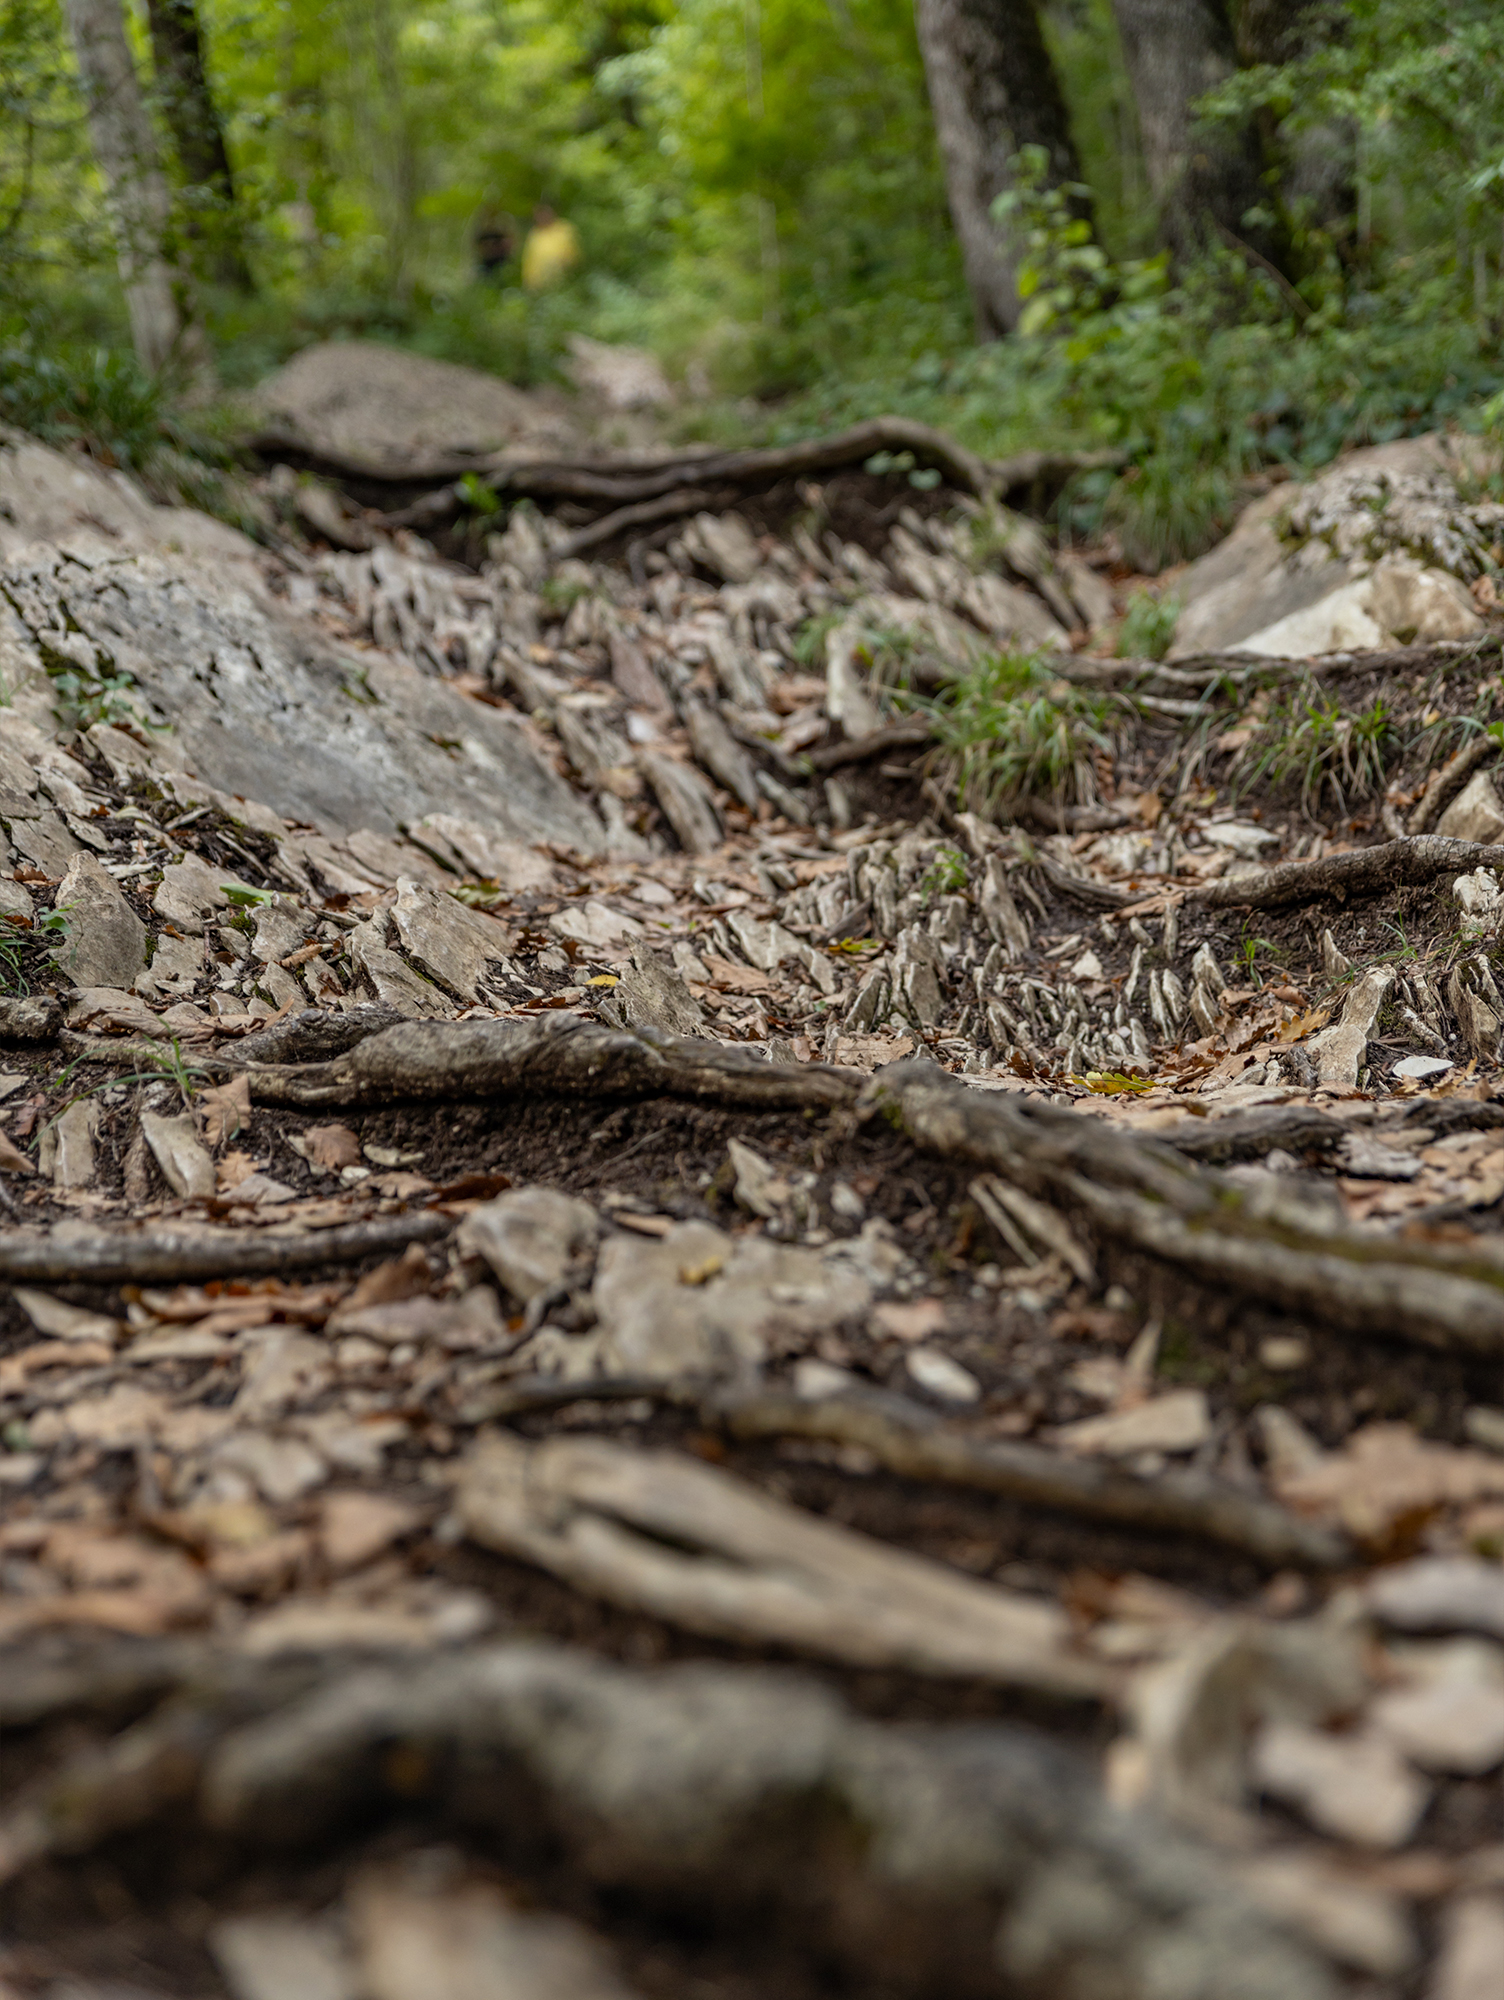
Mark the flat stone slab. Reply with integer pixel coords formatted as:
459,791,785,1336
0,548,604,856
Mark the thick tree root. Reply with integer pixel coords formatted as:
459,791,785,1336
0,1211,452,1283
707,1384,1351,1571
872,1064,1504,1356
0,1636,1335,2000
251,415,1122,510
457,1432,1114,1699
1195,835,1504,911
462,1376,1348,1571
240,1015,861,1112
195,1017,1504,1352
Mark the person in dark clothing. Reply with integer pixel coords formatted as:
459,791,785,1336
473,207,518,281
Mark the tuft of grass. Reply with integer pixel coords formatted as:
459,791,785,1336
920,845,968,902
920,650,1114,818
1116,587,1183,661
1241,688,1396,814
1099,456,1239,575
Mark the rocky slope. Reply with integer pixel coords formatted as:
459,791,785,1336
1,411,1504,2000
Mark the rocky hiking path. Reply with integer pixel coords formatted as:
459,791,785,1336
1,366,1504,1999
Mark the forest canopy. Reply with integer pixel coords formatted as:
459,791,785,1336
3,0,1504,566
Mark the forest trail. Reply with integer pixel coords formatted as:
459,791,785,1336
1,392,1503,2000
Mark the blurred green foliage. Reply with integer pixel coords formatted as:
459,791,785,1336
0,0,1502,565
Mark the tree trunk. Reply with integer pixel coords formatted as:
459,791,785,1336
913,0,1086,341
1110,0,1283,267
145,0,253,291
1234,0,1356,260
62,0,186,374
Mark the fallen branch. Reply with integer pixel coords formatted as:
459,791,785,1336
241,1015,861,1113
0,1211,452,1283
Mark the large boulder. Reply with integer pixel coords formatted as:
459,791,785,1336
1169,435,1498,659
250,341,579,468
0,470,604,856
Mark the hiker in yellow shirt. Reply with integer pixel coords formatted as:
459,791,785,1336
521,204,581,291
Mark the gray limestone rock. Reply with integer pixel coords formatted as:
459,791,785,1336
684,699,761,812
390,878,514,1005
1311,966,1394,1087
38,1097,98,1188
1435,767,1504,846
10,807,81,878
458,1185,600,1304
153,850,239,935
592,1222,865,1380
346,914,451,1019
0,548,605,855
140,1110,216,1198
251,897,315,966
52,852,147,989
639,752,722,855
604,949,705,1038
1169,437,1491,659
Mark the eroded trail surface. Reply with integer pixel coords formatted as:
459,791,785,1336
1,411,1503,2000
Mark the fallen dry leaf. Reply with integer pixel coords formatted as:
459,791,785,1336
200,1072,252,1146
216,1148,268,1191
292,1122,364,1171
701,953,775,994
1275,1424,1504,1545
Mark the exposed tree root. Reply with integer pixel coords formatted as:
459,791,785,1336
805,721,934,771
707,1384,1351,1571
465,1376,1348,1571
0,1637,1333,2000
250,416,1123,511
1196,835,1504,911
458,1432,1113,1699
873,1064,1504,1356
240,1015,862,1112
0,1211,452,1283
175,1013,1504,1354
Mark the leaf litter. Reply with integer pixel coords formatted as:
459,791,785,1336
2,422,1504,1998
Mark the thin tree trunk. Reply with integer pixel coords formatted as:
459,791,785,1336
1110,0,1283,267
63,0,185,374
913,0,1086,340
1234,0,1356,261
145,0,253,291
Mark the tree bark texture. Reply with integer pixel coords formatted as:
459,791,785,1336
1109,0,1282,266
145,0,252,291
62,0,185,374
913,0,1085,340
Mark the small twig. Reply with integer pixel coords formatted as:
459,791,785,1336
1211,219,1313,322
806,722,933,772
555,487,715,558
